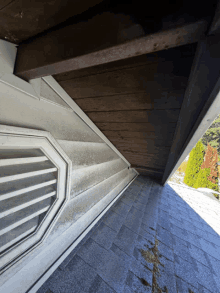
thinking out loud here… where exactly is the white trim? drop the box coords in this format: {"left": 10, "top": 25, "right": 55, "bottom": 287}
{"left": 27, "top": 173, "right": 138, "bottom": 293}
{"left": 29, "top": 78, "right": 41, "bottom": 97}
{"left": 132, "top": 167, "right": 139, "bottom": 176}
{"left": 164, "top": 82, "right": 220, "bottom": 185}
{"left": 40, "top": 96, "right": 73, "bottom": 112}
{"left": 0, "top": 156, "right": 48, "bottom": 166}
{"left": 0, "top": 166, "right": 57, "bottom": 183}
{"left": 42, "top": 76, "right": 131, "bottom": 167}
{"left": 0, "top": 73, "right": 40, "bottom": 99}
{"left": 0, "top": 40, "right": 17, "bottom": 74}
{"left": 0, "top": 179, "right": 57, "bottom": 202}
{"left": 0, "top": 39, "right": 131, "bottom": 167}
{"left": 0, "top": 226, "right": 37, "bottom": 254}
{"left": 0, "top": 125, "right": 72, "bottom": 274}
{"left": 0, "top": 191, "right": 56, "bottom": 219}
{"left": 0, "top": 206, "right": 50, "bottom": 237}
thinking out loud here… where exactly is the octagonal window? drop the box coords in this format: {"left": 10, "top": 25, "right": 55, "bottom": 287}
{"left": 0, "top": 127, "right": 70, "bottom": 272}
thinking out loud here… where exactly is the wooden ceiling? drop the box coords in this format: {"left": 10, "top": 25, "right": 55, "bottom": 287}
{"left": 6, "top": 0, "right": 220, "bottom": 182}
{"left": 0, "top": 0, "right": 103, "bottom": 43}
{"left": 53, "top": 44, "right": 196, "bottom": 179}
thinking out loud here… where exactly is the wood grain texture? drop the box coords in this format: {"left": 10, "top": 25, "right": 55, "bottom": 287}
{"left": 102, "top": 130, "right": 175, "bottom": 144}
{"left": 15, "top": 17, "right": 205, "bottom": 79}
{"left": 73, "top": 89, "right": 185, "bottom": 111}
{"left": 96, "top": 122, "right": 177, "bottom": 132}
{"left": 108, "top": 137, "right": 172, "bottom": 147}
{"left": 122, "top": 151, "right": 168, "bottom": 169}
{"left": 114, "top": 142, "right": 170, "bottom": 156}
{"left": 0, "top": 0, "right": 15, "bottom": 10}
{"left": 58, "top": 61, "right": 190, "bottom": 99}
{"left": 0, "top": 0, "right": 103, "bottom": 43}
{"left": 54, "top": 44, "right": 196, "bottom": 82}
{"left": 54, "top": 54, "right": 163, "bottom": 82}
{"left": 132, "top": 165, "right": 164, "bottom": 179}
{"left": 14, "top": 12, "right": 145, "bottom": 79}
{"left": 131, "top": 165, "right": 164, "bottom": 174}
{"left": 86, "top": 109, "right": 180, "bottom": 124}
{"left": 134, "top": 167, "right": 163, "bottom": 179}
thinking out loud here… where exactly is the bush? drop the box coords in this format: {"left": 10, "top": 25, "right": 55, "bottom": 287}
{"left": 200, "top": 144, "right": 219, "bottom": 191}
{"left": 184, "top": 141, "right": 204, "bottom": 187}
{"left": 194, "top": 168, "right": 219, "bottom": 191}
{"left": 194, "top": 168, "right": 209, "bottom": 188}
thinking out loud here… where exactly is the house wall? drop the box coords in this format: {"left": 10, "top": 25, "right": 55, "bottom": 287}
{"left": 0, "top": 77, "right": 136, "bottom": 292}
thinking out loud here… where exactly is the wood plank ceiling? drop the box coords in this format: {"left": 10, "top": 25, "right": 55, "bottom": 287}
{"left": 53, "top": 44, "right": 196, "bottom": 179}
{"left": 0, "top": 0, "right": 103, "bottom": 43}
{"left": 6, "top": 0, "right": 219, "bottom": 181}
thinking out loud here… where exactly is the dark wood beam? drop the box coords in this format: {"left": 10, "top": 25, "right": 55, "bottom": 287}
{"left": 14, "top": 15, "right": 208, "bottom": 81}
{"left": 131, "top": 165, "right": 164, "bottom": 180}
{"left": 162, "top": 33, "right": 220, "bottom": 184}
{"left": 131, "top": 165, "right": 164, "bottom": 174}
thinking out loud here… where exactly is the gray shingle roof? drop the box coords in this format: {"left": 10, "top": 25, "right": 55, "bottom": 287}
{"left": 37, "top": 176, "right": 220, "bottom": 293}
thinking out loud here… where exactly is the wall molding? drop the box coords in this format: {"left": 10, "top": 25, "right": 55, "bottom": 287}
{"left": 0, "top": 39, "right": 135, "bottom": 171}
{"left": 42, "top": 76, "right": 134, "bottom": 169}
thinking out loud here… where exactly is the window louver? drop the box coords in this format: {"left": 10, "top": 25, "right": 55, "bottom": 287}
{"left": 0, "top": 149, "right": 58, "bottom": 254}
{"left": 0, "top": 127, "right": 70, "bottom": 273}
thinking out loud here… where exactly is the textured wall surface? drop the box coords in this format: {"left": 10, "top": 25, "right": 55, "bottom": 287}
{"left": 0, "top": 78, "right": 136, "bottom": 292}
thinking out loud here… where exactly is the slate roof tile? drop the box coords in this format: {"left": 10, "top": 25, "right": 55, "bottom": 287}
{"left": 37, "top": 177, "right": 220, "bottom": 293}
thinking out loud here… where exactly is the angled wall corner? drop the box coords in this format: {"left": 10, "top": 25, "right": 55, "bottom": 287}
{"left": 0, "top": 39, "right": 17, "bottom": 75}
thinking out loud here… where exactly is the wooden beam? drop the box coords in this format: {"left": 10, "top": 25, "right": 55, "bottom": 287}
{"left": 131, "top": 165, "right": 164, "bottom": 174}
{"left": 131, "top": 165, "right": 164, "bottom": 179}
{"left": 162, "top": 33, "right": 220, "bottom": 184}
{"left": 14, "top": 16, "right": 208, "bottom": 80}
{"left": 54, "top": 45, "right": 196, "bottom": 82}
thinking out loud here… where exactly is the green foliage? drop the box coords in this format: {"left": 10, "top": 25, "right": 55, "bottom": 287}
{"left": 194, "top": 168, "right": 219, "bottom": 191}
{"left": 194, "top": 168, "right": 210, "bottom": 189}
{"left": 184, "top": 141, "right": 205, "bottom": 187}
{"left": 201, "top": 114, "right": 220, "bottom": 154}
{"left": 201, "top": 128, "right": 220, "bottom": 152}
{"left": 210, "top": 114, "right": 220, "bottom": 127}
